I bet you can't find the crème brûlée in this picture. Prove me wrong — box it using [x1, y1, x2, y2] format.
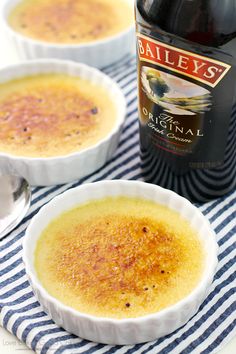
[8, 0, 134, 44]
[0, 74, 117, 158]
[35, 197, 205, 319]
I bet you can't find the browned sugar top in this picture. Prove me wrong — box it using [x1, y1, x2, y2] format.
[0, 74, 116, 157]
[35, 197, 204, 318]
[9, 0, 133, 44]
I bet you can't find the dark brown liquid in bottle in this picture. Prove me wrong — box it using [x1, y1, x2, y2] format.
[136, 0, 236, 202]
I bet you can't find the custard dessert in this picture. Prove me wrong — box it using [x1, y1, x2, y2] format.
[35, 197, 205, 319]
[0, 74, 117, 158]
[8, 0, 133, 44]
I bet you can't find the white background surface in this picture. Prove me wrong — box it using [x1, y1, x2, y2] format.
[0, 14, 235, 354]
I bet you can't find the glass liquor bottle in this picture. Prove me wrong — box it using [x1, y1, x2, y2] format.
[135, 0, 236, 202]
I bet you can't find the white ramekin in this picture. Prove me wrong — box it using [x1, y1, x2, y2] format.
[0, 60, 126, 186]
[1, 0, 135, 68]
[23, 180, 218, 345]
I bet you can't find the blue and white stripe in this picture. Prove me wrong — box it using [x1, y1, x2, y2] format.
[0, 55, 236, 354]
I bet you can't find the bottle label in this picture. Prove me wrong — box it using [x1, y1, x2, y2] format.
[137, 32, 234, 169]
[137, 34, 231, 87]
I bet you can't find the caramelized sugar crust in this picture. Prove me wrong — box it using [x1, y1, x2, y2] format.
[35, 197, 205, 319]
[0, 74, 116, 157]
[9, 0, 133, 44]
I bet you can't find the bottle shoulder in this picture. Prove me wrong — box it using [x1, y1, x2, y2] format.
[136, 0, 236, 48]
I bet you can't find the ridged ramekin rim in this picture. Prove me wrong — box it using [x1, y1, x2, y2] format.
[1, 0, 135, 49]
[0, 58, 126, 163]
[23, 180, 219, 326]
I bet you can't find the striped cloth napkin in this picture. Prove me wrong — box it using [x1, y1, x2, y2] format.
[0, 55, 235, 354]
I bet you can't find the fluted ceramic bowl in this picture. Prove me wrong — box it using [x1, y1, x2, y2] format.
[1, 0, 135, 68]
[0, 60, 126, 185]
[23, 180, 218, 345]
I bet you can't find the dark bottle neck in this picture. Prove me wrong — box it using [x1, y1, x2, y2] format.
[136, 0, 236, 47]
